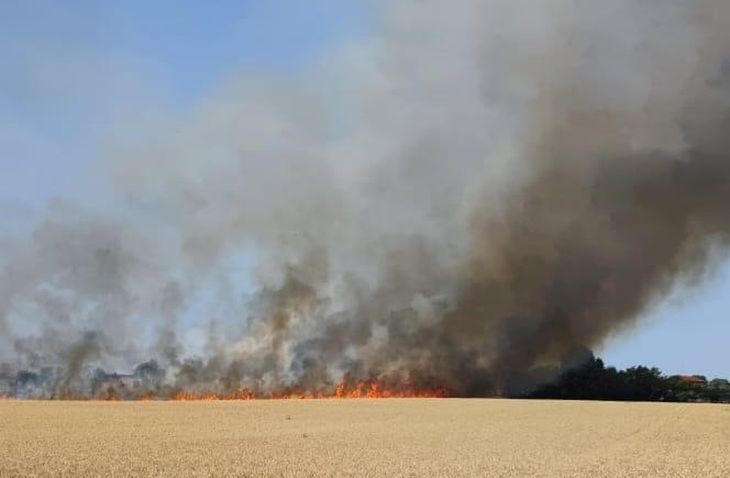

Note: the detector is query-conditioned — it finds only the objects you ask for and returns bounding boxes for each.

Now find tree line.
[518,354,730,402]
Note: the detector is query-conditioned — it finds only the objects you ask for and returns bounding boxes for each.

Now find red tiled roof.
[678,375,706,384]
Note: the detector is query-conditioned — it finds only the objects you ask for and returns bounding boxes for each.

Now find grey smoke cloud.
[2,0,730,397]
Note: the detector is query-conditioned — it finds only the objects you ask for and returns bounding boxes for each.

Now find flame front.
[166,379,451,401]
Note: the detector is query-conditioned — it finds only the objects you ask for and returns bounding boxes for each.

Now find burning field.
[5,0,730,474]
[2,399,729,477]
[3,0,730,402]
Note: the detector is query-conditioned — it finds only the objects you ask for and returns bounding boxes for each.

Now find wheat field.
[1,399,729,477]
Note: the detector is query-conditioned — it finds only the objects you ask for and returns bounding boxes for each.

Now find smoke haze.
[2,1,730,397]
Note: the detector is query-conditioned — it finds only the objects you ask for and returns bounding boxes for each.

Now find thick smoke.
[2,1,730,397]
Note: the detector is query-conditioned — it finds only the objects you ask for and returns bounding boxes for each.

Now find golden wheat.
[1,399,728,477]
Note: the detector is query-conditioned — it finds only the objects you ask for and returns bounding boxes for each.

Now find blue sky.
[0,0,370,208]
[1,1,728,378]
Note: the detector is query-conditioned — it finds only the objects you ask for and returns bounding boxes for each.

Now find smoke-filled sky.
[2,0,730,391]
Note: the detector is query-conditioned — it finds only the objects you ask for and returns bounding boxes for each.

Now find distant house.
[90,362,166,399]
[92,371,141,398]
[100,373,139,389]
[677,375,707,387]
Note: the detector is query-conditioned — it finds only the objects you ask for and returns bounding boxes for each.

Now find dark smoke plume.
[2,1,730,397]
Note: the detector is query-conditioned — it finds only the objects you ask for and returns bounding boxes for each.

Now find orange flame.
[2,379,451,401]
[166,379,451,401]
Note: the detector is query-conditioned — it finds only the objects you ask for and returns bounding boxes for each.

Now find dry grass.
[1,399,729,477]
